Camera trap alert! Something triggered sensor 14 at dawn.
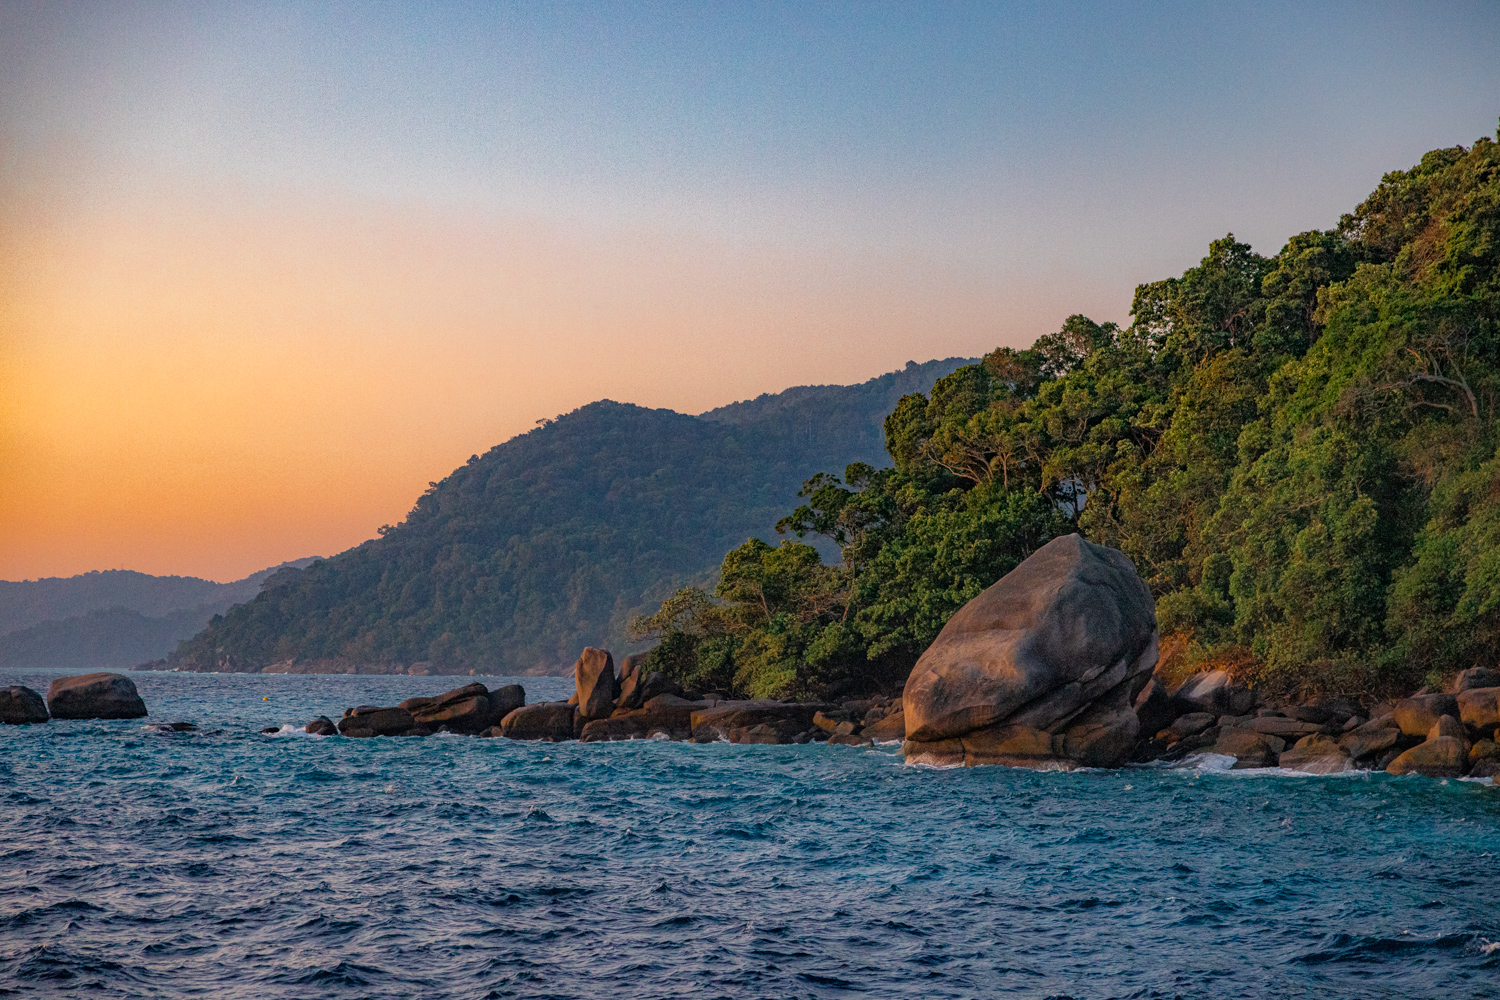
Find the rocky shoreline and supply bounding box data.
[7,660,1498,784]
[7,538,1499,785]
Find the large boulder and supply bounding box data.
[1338,716,1401,759]
[863,710,907,742]
[1132,677,1179,737]
[490,684,526,720]
[1172,669,1256,717]
[635,670,684,705]
[402,682,493,734]
[1,685,49,724]
[1393,694,1459,736]
[630,693,700,735]
[337,706,418,737]
[1387,736,1467,778]
[1454,666,1500,692]
[1277,734,1352,774]
[1456,687,1500,729]
[1054,688,1141,767]
[616,652,651,709]
[1241,716,1328,738]
[574,648,618,720]
[1159,712,1216,742]
[901,534,1157,769]
[46,673,148,720]
[1387,717,1469,778]
[958,724,1072,769]
[499,702,575,741]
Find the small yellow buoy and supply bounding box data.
[263,696,269,700]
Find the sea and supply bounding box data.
[1,667,1497,999]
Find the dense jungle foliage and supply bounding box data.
[633,132,1500,701]
[167,360,971,674]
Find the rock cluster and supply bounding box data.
[309,645,907,749]
[327,681,527,737]
[1114,675,1500,779]
[3,674,155,724]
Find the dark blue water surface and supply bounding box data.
[2,667,1497,999]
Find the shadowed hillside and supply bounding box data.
[0,561,318,670]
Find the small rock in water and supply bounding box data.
[304,716,338,736]
[0,685,49,725]
[260,725,281,734]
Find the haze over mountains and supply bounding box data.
[0,561,317,670]
[163,358,972,675]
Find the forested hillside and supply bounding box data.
[633,132,1500,701]
[168,359,971,674]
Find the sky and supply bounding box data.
[2,1,1498,583]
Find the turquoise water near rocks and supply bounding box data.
[2,667,1497,999]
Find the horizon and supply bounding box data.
[3,1,1498,582]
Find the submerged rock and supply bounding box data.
[901,534,1157,769]
[305,716,339,736]
[690,701,821,743]
[0,685,48,724]
[46,673,148,720]
[1212,730,1284,769]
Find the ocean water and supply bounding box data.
[1,668,1497,999]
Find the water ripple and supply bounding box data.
[1,667,1497,999]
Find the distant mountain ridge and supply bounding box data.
[0,560,317,670]
[167,358,974,675]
